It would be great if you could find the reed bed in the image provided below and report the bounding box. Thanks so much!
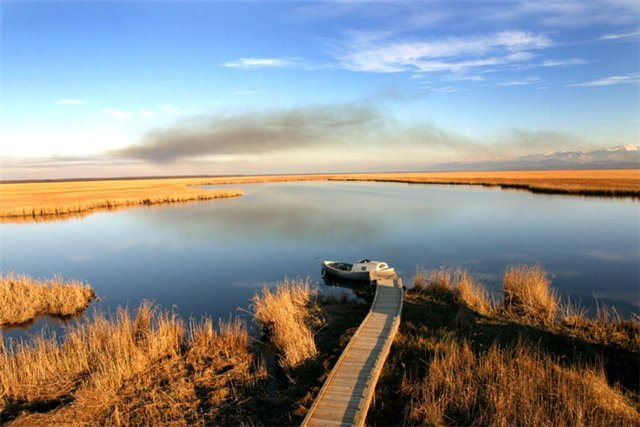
[0,178,242,220]
[403,340,639,426]
[2,169,638,222]
[0,273,95,327]
[413,267,492,314]
[0,303,262,426]
[373,265,639,425]
[252,278,318,370]
[328,169,640,197]
[414,265,637,349]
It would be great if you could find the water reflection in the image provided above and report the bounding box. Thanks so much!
[1,181,638,342]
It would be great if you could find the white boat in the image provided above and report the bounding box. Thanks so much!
[321,259,394,282]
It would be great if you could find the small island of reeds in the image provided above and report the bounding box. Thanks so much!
[0,273,95,328]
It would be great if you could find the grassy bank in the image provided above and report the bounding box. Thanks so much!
[371,266,639,426]
[2,169,638,221]
[0,280,370,426]
[0,178,242,220]
[1,269,637,425]
[329,169,640,198]
[0,274,95,327]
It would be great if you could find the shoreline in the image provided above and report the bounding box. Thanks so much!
[1,169,638,222]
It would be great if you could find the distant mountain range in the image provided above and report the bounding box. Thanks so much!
[421,144,640,172]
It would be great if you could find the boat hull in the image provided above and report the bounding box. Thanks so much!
[322,262,370,282]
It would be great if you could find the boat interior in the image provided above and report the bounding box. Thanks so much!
[327,261,353,271]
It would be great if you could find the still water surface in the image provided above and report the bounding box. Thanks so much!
[2,181,639,340]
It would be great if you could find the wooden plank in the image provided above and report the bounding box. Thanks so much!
[302,275,403,427]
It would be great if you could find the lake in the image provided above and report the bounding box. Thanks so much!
[2,181,639,341]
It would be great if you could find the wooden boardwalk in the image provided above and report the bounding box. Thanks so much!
[302,271,403,427]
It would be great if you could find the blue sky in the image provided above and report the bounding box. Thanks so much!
[1,1,639,178]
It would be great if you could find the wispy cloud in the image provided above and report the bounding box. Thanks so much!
[222,57,294,69]
[291,1,639,28]
[442,74,485,82]
[332,30,551,74]
[541,58,586,67]
[599,30,640,40]
[497,77,541,86]
[56,98,84,105]
[428,86,458,93]
[567,74,640,87]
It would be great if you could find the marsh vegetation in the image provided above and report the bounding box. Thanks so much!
[0,281,368,426]
[2,169,638,221]
[2,265,636,425]
[0,178,242,220]
[0,274,95,327]
[374,264,639,426]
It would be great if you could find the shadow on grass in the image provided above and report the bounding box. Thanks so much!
[224,298,370,426]
[370,290,640,426]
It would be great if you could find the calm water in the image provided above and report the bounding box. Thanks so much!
[1,181,639,340]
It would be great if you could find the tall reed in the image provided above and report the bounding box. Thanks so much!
[0,273,95,327]
[403,340,639,426]
[252,278,318,370]
[0,303,260,425]
[503,264,558,324]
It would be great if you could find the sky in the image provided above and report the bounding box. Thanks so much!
[1,0,639,179]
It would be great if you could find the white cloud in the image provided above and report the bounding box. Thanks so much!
[102,108,132,119]
[333,30,551,73]
[567,74,640,87]
[222,57,294,69]
[541,58,586,67]
[442,74,485,82]
[497,77,541,86]
[428,86,458,93]
[56,98,84,105]
[599,30,640,40]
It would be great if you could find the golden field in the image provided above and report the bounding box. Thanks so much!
[1,169,638,221]
[0,178,243,220]
[328,169,640,196]
[0,274,95,327]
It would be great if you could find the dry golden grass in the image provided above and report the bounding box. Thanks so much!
[0,273,95,327]
[561,304,640,352]
[403,340,639,427]
[329,169,640,197]
[0,302,263,426]
[411,267,428,292]
[424,268,455,294]
[503,264,558,324]
[0,178,243,220]
[2,169,637,222]
[413,265,638,350]
[455,270,491,316]
[416,268,492,315]
[252,278,318,370]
